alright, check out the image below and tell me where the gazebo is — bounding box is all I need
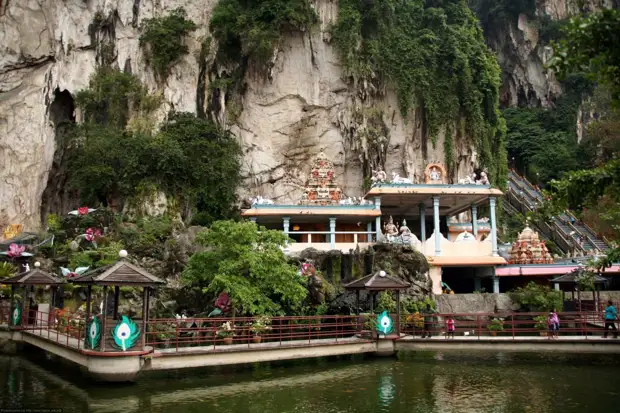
[344,270,410,336]
[1,263,65,327]
[70,251,165,352]
[551,267,607,312]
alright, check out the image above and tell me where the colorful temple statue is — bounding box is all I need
[383,216,399,242]
[299,151,342,205]
[3,224,22,241]
[508,225,554,264]
[425,163,447,184]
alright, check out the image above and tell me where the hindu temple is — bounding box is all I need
[242,153,506,294]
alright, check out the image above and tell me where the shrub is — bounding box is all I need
[509,282,563,312]
[139,8,197,81]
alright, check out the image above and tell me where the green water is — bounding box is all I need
[1,351,619,413]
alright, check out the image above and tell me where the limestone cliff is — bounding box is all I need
[484,0,616,108]
[0,0,607,231]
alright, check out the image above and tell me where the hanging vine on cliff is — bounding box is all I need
[331,0,507,186]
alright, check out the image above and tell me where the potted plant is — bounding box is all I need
[250,316,271,343]
[362,313,378,339]
[534,315,548,336]
[488,318,504,336]
[217,321,235,345]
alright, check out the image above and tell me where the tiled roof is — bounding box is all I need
[71,261,165,286]
[1,269,65,285]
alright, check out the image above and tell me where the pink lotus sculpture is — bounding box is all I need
[84,228,101,242]
[68,206,96,216]
[0,243,33,258]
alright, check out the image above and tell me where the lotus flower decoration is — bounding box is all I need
[111,315,140,351]
[68,206,96,216]
[84,228,101,242]
[60,266,90,278]
[300,262,316,277]
[11,305,22,326]
[376,310,394,335]
[1,243,33,258]
[214,292,232,313]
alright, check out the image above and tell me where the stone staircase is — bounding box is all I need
[505,170,610,256]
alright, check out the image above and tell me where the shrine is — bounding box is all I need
[242,151,507,294]
[507,225,554,265]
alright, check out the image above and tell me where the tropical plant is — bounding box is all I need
[376,291,396,313]
[217,321,234,338]
[182,220,308,315]
[534,315,548,331]
[488,317,504,331]
[250,316,272,336]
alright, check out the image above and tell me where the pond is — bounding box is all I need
[1,350,619,413]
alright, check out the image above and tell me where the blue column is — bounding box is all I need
[367,222,373,242]
[283,217,290,236]
[471,204,478,237]
[433,197,441,255]
[419,203,426,243]
[489,197,498,256]
[329,217,336,249]
[374,197,382,241]
[493,277,500,293]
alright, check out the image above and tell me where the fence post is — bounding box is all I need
[511,316,515,339]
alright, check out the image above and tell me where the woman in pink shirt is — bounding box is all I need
[547,311,560,339]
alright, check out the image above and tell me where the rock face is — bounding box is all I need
[0,0,608,230]
[489,0,615,108]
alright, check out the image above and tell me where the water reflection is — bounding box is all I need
[1,352,620,413]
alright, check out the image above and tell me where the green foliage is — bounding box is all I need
[0,262,16,279]
[139,8,197,82]
[332,0,506,184]
[549,9,620,106]
[534,314,548,330]
[75,67,159,130]
[118,216,173,257]
[182,221,308,315]
[69,241,125,269]
[376,291,396,313]
[210,0,318,68]
[71,84,242,217]
[505,74,594,185]
[487,317,505,331]
[509,282,563,312]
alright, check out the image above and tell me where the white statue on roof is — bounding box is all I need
[391,172,412,184]
[476,171,490,185]
[371,170,387,186]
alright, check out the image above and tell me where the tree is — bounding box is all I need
[182,221,308,315]
[549,9,620,105]
[544,8,620,270]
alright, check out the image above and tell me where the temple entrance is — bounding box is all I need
[441,266,494,294]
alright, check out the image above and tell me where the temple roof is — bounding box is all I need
[343,270,410,291]
[1,269,65,285]
[71,260,165,287]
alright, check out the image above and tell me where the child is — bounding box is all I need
[547,311,560,339]
[445,316,455,339]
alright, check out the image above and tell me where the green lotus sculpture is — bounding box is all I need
[85,317,101,349]
[11,305,21,327]
[111,315,140,351]
[376,310,394,335]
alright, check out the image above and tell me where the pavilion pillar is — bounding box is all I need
[554,283,560,291]
[493,277,500,294]
[367,222,373,242]
[471,204,478,237]
[283,217,290,236]
[433,197,441,255]
[489,197,499,256]
[85,285,92,323]
[419,203,426,243]
[374,197,382,241]
[113,286,120,319]
[101,285,108,352]
[355,290,360,315]
[396,290,401,336]
[141,287,148,350]
[329,217,336,249]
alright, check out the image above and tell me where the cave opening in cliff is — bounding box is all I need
[40,88,79,225]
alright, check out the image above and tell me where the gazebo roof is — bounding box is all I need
[70,260,165,287]
[551,271,607,284]
[343,270,411,291]
[1,269,65,285]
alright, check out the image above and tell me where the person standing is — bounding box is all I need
[547,311,560,339]
[603,300,618,338]
[421,304,436,339]
[445,316,455,339]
